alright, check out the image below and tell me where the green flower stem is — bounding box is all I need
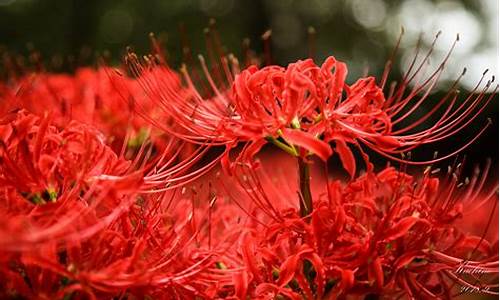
[265,136,298,156]
[266,134,313,218]
[298,157,312,218]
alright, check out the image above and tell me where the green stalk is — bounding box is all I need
[298,157,312,218]
[265,136,298,156]
[298,157,315,290]
[266,134,312,217]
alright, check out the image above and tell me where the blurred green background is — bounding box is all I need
[0,0,498,176]
[0,0,497,88]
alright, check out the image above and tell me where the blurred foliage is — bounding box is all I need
[0,0,495,80]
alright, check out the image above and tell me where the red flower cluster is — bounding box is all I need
[0,110,142,248]
[213,154,498,298]
[0,111,226,299]
[0,30,497,299]
[129,34,495,178]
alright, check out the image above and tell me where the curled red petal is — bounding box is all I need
[277,253,300,287]
[394,251,424,271]
[241,233,263,283]
[241,139,267,163]
[294,267,314,300]
[307,253,325,298]
[334,139,356,178]
[321,56,347,109]
[369,257,384,289]
[233,270,249,299]
[340,269,355,291]
[281,128,332,161]
[384,217,427,242]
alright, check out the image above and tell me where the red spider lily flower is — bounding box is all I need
[0,66,181,155]
[0,27,495,300]
[0,111,232,298]
[126,31,496,178]
[0,187,233,299]
[0,64,213,192]
[208,151,498,299]
[0,109,143,250]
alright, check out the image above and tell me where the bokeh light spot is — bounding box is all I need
[424,1,481,54]
[351,0,387,30]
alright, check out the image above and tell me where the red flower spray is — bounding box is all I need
[0,25,496,299]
